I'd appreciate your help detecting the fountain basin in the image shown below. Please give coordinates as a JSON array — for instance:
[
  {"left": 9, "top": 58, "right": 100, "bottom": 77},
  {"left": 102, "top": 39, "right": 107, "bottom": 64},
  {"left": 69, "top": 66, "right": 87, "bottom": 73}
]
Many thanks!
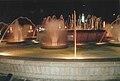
[
  {"left": 108, "top": 40, "right": 120, "bottom": 47},
  {"left": 67, "top": 30, "right": 106, "bottom": 43},
  {"left": 7, "top": 40, "right": 25, "bottom": 44}
]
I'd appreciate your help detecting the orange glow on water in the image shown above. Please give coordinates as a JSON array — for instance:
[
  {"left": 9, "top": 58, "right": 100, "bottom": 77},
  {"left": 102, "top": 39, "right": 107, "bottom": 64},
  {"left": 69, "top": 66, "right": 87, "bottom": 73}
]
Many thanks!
[{"left": 43, "top": 43, "right": 66, "bottom": 46}]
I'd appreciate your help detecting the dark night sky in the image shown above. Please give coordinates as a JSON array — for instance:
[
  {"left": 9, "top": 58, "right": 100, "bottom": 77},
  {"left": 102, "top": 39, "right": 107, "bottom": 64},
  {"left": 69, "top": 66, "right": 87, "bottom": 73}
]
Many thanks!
[{"left": 0, "top": 0, "right": 119, "bottom": 24}]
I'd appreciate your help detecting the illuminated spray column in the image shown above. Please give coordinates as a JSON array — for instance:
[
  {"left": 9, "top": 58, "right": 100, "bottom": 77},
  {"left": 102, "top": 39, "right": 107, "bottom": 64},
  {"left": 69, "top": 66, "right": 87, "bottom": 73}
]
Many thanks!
[
  {"left": 91, "top": 15, "right": 95, "bottom": 29},
  {"left": 71, "top": 14, "right": 74, "bottom": 29},
  {"left": 81, "top": 13, "right": 85, "bottom": 23},
  {"left": 86, "top": 15, "right": 92, "bottom": 30},
  {"left": 103, "top": 21, "right": 106, "bottom": 28},
  {"left": 77, "top": 15, "right": 82, "bottom": 29},
  {"left": 67, "top": 14, "right": 74, "bottom": 29},
  {"left": 66, "top": 11, "right": 106, "bottom": 30},
  {"left": 81, "top": 13, "right": 85, "bottom": 29},
  {"left": 73, "top": 10, "right": 77, "bottom": 58}
]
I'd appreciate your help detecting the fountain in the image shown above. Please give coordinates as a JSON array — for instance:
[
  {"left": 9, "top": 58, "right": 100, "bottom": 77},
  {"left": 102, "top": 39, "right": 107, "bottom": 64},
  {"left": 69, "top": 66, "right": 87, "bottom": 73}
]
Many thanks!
[
  {"left": 110, "top": 17, "right": 120, "bottom": 44},
  {"left": 67, "top": 14, "right": 106, "bottom": 43},
  {"left": 0, "top": 22, "right": 8, "bottom": 42},
  {"left": 4, "top": 17, "right": 37, "bottom": 44},
  {"left": 7, "top": 20, "right": 24, "bottom": 43},
  {"left": 40, "top": 15, "right": 68, "bottom": 49},
  {"left": 0, "top": 13, "right": 120, "bottom": 81}
]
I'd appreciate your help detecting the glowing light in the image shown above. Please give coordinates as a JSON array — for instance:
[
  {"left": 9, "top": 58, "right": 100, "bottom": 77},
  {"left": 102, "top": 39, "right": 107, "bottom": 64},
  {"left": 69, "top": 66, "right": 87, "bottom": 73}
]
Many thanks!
[
  {"left": 28, "top": 25, "right": 33, "bottom": 33},
  {"left": 0, "top": 53, "right": 10, "bottom": 56},
  {"left": 30, "top": 25, "right": 32, "bottom": 30},
  {"left": 32, "top": 40, "right": 39, "bottom": 43},
  {"left": 82, "top": 4, "right": 86, "bottom": 6},
  {"left": 92, "top": 26, "right": 94, "bottom": 28},
  {"left": 7, "top": 30, "right": 10, "bottom": 33},
  {"left": 82, "top": 13, "right": 85, "bottom": 23},
  {"left": 65, "top": 26, "right": 67, "bottom": 29},
  {"left": 111, "top": 26, "right": 113, "bottom": 29},
  {"left": 10, "top": 27, "right": 13, "bottom": 32},
  {"left": 113, "top": 14, "right": 116, "bottom": 16},
  {"left": 59, "top": 26, "right": 61, "bottom": 29},
  {"left": 96, "top": 42, "right": 106, "bottom": 45},
  {"left": 103, "top": 21, "right": 106, "bottom": 28},
  {"left": 28, "top": 30, "right": 33, "bottom": 33}
]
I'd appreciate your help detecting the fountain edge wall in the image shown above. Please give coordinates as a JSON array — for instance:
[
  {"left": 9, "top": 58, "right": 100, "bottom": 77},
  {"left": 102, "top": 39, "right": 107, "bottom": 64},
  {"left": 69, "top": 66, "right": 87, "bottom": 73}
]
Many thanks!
[{"left": 0, "top": 56, "right": 120, "bottom": 81}]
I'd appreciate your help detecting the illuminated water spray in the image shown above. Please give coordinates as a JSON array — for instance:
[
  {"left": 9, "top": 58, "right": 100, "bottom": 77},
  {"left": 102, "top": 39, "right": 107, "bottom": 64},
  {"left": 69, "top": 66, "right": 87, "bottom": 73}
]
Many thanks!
[
  {"left": 74, "top": 10, "right": 77, "bottom": 59},
  {"left": 0, "top": 22, "right": 8, "bottom": 42},
  {"left": 111, "top": 17, "right": 120, "bottom": 42},
  {"left": 41, "top": 15, "right": 67, "bottom": 49},
  {"left": 81, "top": 13, "right": 85, "bottom": 23},
  {"left": 0, "top": 17, "right": 37, "bottom": 43}
]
